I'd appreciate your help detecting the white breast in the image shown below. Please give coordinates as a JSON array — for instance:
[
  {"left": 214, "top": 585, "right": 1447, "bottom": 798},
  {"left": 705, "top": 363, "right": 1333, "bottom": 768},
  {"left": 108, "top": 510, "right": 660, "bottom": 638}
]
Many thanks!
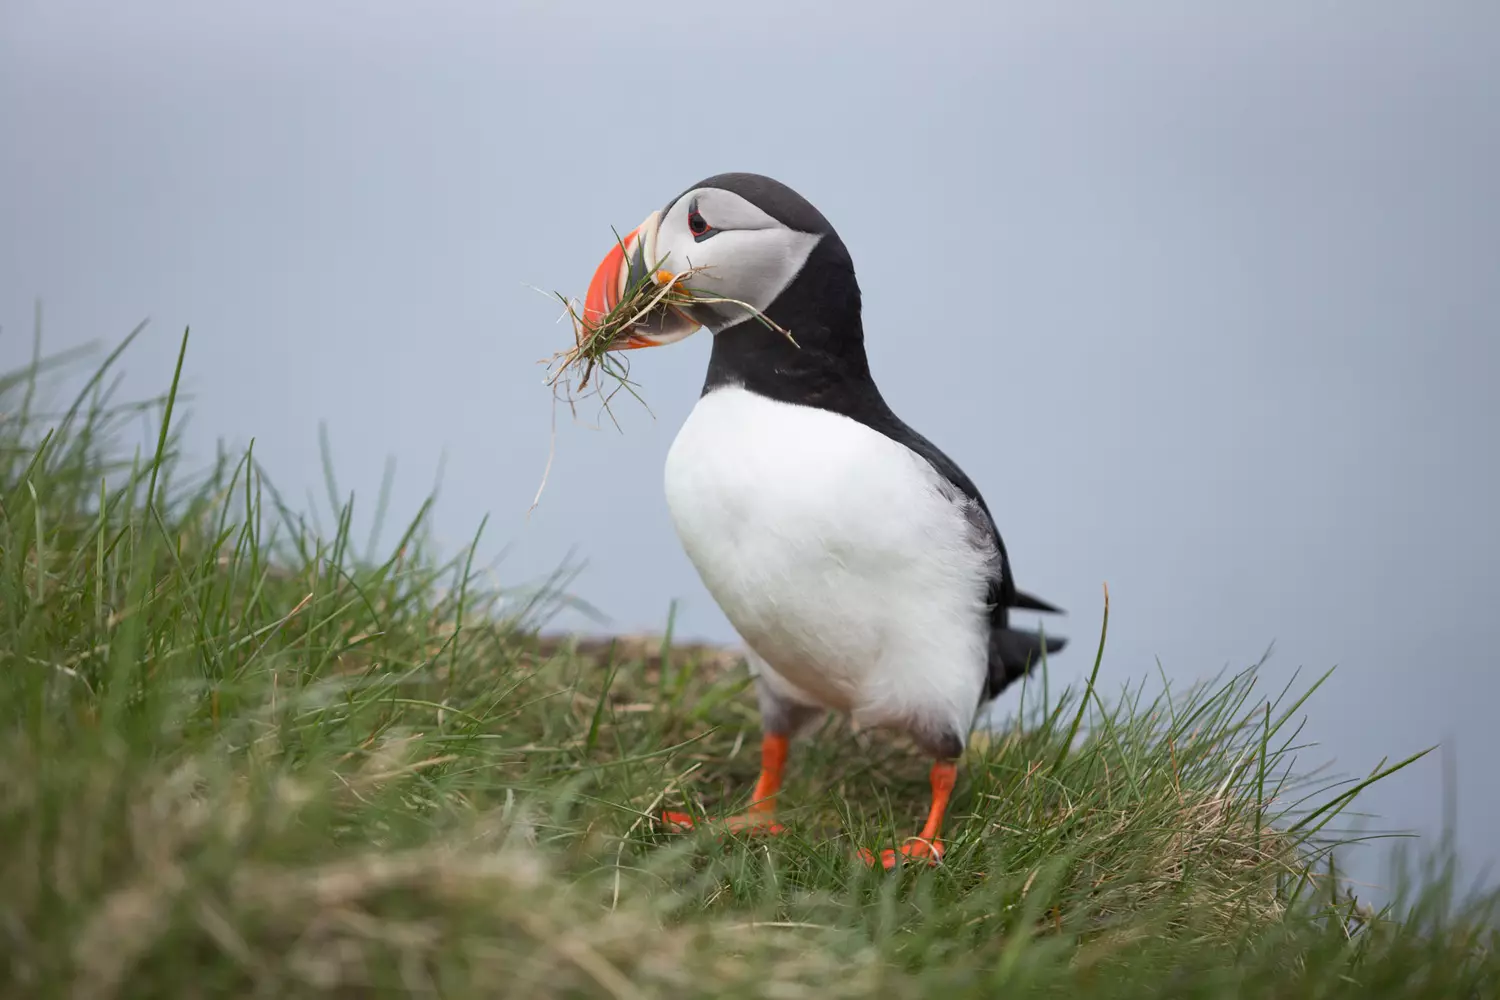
[{"left": 662, "top": 384, "right": 994, "bottom": 742}]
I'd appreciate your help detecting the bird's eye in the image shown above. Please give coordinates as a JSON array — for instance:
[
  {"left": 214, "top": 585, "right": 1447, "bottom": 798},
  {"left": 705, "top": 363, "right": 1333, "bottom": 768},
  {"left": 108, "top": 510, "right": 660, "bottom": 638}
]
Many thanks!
[{"left": 688, "top": 210, "right": 710, "bottom": 237}]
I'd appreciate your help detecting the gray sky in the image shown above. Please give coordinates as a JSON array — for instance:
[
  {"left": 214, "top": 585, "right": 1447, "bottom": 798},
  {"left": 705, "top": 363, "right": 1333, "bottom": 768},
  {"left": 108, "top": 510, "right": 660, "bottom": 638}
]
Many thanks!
[{"left": 3, "top": 2, "right": 1497, "bottom": 906}]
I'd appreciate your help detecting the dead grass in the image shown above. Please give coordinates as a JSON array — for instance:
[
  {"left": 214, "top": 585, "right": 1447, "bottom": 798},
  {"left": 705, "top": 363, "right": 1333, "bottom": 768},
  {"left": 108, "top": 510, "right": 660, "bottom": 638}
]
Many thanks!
[{"left": 537, "top": 235, "right": 794, "bottom": 416}]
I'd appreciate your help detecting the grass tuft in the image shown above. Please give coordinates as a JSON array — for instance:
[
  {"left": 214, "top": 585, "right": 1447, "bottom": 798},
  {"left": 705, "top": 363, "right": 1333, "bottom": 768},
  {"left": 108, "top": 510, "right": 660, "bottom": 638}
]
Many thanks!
[
  {"left": 1, "top": 322, "right": 1496, "bottom": 998},
  {"left": 539, "top": 231, "right": 793, "bottom": 417},
  {"left": 527, "top": 231, "right": 795, "bottom": 514}
]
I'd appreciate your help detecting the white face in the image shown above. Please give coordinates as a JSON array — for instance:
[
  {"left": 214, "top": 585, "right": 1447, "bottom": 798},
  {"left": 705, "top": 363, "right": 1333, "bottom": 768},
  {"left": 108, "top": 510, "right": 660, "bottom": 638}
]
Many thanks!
[
  {"left": 653, "top": 186, "right": 824, "bottom": 332},
  {"left": 582, "top": 185, "right": 824, "bottom": 351}
]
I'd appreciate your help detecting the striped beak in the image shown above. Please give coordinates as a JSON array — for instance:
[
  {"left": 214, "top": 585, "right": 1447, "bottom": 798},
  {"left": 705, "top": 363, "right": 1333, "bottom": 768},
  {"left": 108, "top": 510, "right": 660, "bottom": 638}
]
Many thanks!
[{"left": 583, "top": 210, "right": 701, "bottom": 350}]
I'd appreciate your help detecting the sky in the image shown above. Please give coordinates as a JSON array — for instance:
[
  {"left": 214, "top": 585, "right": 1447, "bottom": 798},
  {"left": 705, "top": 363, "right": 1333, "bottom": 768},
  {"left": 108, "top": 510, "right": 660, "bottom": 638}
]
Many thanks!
[{"left": 2, "top": 1, "right": 1497, "bottom": 907}]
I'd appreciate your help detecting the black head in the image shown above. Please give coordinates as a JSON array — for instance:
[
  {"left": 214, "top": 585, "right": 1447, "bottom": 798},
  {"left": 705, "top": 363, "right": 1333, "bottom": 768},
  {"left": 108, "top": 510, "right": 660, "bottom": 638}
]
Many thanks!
[{"left": 583, "top": 172, "right": 862, "bottom": 342}]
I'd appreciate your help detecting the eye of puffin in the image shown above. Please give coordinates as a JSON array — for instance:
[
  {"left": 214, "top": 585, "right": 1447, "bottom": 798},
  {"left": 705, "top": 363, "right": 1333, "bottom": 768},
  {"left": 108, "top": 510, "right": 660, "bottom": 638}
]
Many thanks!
[{"left": 686, "top": 199, "right": 716, "bottom": 242}]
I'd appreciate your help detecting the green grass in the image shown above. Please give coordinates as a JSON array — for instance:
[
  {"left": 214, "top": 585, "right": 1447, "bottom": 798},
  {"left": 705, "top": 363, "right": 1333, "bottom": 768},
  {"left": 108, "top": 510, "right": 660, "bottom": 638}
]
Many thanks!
[{"left": 1, "top": 323, "right": 1496, "bottom": 998}]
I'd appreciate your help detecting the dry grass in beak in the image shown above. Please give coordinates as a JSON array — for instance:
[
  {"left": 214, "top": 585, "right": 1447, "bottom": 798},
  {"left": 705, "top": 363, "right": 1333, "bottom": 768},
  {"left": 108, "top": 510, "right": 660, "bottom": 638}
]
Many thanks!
[
  {"left": 541, "top": 267, "right": 697, "bottom": 415},
  {"left": 528, "top": 231, "right": 798, "bottom": 515},
  {"left": 539, "top": 232, "right": 796, "bottom": 417}
]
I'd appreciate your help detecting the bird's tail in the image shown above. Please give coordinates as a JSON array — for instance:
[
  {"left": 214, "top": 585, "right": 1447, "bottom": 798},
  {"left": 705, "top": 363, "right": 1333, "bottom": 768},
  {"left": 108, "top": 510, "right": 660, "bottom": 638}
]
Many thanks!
[
  {"left": 993, "top": 627, "right": 1067, "bottom": 684},
  {"left": 1010, "top": 589, "right": 1064, "bottom": 614}
]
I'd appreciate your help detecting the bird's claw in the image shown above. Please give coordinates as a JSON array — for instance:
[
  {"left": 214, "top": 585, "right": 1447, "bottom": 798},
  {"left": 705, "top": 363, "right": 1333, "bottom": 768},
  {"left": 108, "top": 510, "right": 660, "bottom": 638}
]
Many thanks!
[
  {"left": 857, "top": 838, "right": 945, "bottom": 870},
  {"left": 660, "top": 810, "right": 786, "bottom": 837}
]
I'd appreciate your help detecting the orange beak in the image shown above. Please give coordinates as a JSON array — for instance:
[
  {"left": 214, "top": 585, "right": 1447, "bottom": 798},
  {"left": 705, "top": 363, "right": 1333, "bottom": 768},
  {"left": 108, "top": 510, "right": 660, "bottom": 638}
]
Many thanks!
[{"left": 582, "top": 209, "right": 701, "bottom": 351}]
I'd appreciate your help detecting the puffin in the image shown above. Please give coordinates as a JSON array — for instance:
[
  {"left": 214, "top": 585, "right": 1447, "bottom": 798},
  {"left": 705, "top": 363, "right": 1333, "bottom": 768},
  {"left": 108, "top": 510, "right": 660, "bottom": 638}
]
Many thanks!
[{"left": 579, "top": 172, "right": 1067, "bottom": 867}]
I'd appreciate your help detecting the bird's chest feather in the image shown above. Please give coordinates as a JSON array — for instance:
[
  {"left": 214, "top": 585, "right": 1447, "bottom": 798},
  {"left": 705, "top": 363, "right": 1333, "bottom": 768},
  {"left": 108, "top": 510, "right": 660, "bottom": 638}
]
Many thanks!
[{"left": 662, "top": 386, "right": 990, "bottom": 711}]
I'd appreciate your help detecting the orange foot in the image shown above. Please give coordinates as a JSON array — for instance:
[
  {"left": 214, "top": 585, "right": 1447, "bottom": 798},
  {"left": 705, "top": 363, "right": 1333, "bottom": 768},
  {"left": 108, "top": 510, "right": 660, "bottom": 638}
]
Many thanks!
[
  {"left": 858, "top": 760, "right": 958, "bottom": 871},
  {"left": 660, "top": 734, "right": 791, "bottom": 839},
  {"left": 857, "top": 838, "right": 945, "bottom": 870},
  {"left": 660, "top": 809, "right": 786, "bottom": 837}
]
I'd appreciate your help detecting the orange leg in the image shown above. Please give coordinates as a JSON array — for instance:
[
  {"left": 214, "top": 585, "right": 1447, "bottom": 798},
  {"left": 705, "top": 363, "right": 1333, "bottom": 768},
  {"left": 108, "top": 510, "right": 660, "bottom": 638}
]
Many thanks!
[
  {"left": 662, "top": 733, "right": 789, "bottom": 837},
  {"left": 859, "top": 760, "right": 958, "bottom": 869}
]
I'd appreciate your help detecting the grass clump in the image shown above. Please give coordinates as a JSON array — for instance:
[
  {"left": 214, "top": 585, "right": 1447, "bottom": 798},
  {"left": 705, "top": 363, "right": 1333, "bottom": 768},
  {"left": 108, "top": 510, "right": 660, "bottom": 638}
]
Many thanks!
[
  {"left": 1, "top": 321, "right": 1497, "bottom": 998},
  {"left": 542, "top": 261, "right": 700, "bottom": 406},
  {"left": 540, "top": 229, "right": 793, "bottom": 414}
]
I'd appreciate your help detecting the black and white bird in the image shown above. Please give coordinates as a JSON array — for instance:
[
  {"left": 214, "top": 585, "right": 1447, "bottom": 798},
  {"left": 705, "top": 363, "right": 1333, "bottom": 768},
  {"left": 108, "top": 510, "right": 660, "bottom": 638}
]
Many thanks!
[{"left": 580, "top": 172, "right": 1066, "bottom": 867}]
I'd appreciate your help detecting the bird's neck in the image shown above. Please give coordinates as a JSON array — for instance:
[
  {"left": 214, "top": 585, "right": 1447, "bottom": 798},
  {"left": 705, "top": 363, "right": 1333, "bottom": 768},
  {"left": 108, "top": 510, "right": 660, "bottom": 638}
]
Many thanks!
[{"left": 700, "top": 262, "right": 886, "bottom": 415}]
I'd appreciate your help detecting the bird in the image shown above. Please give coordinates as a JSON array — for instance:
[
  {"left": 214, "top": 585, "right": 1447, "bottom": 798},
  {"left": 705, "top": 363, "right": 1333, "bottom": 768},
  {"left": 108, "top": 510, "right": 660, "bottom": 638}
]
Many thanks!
[{"left": 578, "top": 172, "right": 1066, "bottom": 868}]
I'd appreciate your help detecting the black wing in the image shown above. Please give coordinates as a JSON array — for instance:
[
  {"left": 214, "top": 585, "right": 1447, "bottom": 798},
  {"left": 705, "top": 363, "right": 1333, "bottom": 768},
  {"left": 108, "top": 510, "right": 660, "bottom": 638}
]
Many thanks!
[{"left": 859, "top": 408, "right": 1068, "bottom": 702}]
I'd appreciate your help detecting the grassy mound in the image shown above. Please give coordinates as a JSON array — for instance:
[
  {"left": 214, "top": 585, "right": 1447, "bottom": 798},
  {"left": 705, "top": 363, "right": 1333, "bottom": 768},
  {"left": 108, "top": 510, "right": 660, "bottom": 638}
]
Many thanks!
[{"left": 1, "top": 325, "right": 1495, "bottom": 998}]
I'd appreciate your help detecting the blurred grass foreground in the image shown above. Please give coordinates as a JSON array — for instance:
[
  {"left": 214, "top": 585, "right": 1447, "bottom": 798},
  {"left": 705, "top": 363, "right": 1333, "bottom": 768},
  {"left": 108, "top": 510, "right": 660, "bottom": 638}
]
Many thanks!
[{"left": 1, "top": 322, "right": 1496, "bottom": 999}]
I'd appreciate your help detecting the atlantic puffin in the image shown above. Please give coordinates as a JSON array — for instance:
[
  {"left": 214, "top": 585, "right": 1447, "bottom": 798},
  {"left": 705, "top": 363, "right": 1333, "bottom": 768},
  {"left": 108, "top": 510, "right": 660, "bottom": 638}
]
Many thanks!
[{"left": 580, "top": 172, "right": 1067, "bottom": 867}]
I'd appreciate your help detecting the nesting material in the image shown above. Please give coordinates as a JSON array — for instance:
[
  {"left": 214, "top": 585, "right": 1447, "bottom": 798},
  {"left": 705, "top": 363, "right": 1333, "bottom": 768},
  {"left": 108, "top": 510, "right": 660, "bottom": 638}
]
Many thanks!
[
  {"left": 541, "top": 230, "right": 796, "bottom": 414},
  {"left": 542, "top": 262, "right": 699, "bottom": 413},
  {"left": 529, "top": 228, "right": 798, "bottom": 515}
]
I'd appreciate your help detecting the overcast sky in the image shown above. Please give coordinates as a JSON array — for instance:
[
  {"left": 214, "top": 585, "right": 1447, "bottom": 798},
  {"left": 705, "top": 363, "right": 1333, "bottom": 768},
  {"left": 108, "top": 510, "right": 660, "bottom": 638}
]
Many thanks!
[{"left": 3, "top": 2, "right": 1497, "bottom": 908}]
